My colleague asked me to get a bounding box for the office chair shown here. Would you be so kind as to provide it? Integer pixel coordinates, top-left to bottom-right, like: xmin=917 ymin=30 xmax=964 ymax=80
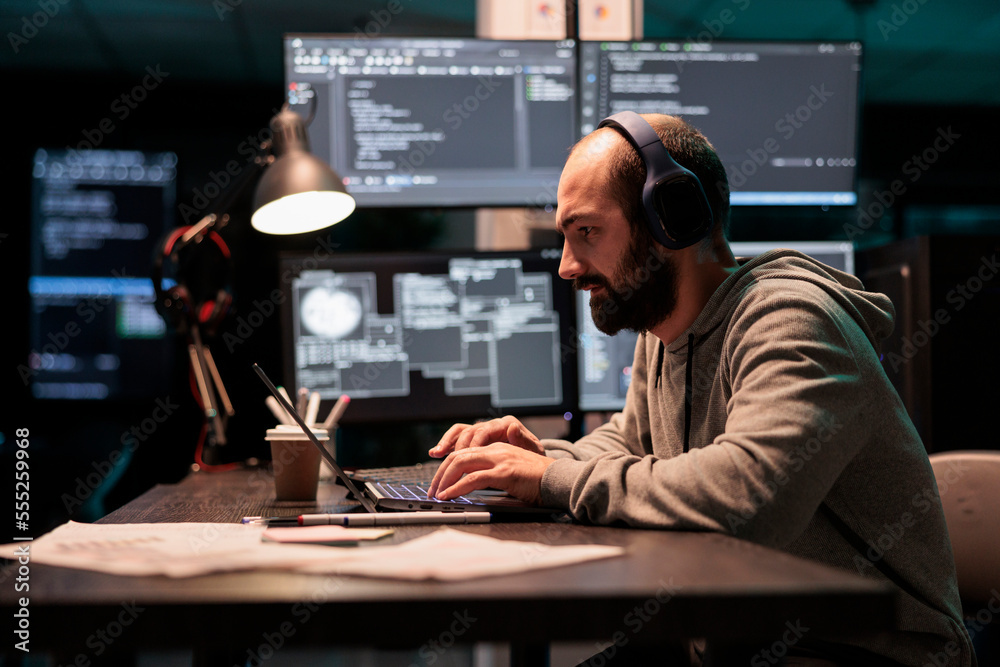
xmin=929 ymin=450 xmax=1000 ymax=662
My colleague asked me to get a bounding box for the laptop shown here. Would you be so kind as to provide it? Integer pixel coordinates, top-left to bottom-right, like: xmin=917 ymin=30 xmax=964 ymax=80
xmin=253 ymin=364 xmax=562 ymax=516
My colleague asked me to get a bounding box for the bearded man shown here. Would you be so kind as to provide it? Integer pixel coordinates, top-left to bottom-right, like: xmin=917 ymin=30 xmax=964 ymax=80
xmin=428 ymin=112 xmax=973 ymax=666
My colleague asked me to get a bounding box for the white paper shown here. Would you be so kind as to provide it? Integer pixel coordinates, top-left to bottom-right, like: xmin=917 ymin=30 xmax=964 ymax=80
xmin=262 ymin=525 xmax=393 ymax=544
xmin=1 ymin=523 xmax=624 ymax=581
xmin=296 ymin=528 xmax=625 ymax=580
xmin=0 ymin=522 xmax=338 ymax=578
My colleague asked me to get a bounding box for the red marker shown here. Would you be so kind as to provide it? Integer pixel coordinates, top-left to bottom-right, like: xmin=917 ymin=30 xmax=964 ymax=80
xmin=321 ymin=394 xmax=350 ymax=429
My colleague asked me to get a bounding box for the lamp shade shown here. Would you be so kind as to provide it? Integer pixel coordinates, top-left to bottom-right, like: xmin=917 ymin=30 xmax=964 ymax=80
xmin=251 ymin=107 xmax=355 ymax=235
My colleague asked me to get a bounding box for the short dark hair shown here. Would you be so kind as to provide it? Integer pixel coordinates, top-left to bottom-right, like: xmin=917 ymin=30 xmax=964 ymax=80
xmin=587 ymin=114 xmax=730 ymax=243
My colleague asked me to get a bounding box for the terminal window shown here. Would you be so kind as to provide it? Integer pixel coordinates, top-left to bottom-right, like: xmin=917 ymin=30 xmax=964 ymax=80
xmin=580 ymin=41 xmax=862 ymax=206
xmin=284 ymin=36 xmax=577 ymax=207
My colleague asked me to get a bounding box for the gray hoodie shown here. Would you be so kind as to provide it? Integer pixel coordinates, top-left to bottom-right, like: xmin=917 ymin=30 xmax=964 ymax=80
xmin=540 ymin=250 xmax=974 ymax=666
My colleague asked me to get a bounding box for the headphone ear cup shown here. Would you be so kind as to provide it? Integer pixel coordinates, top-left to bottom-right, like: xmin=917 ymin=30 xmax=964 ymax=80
xmin=598 ymin=111 xmax=713 ymax=250
xmin=649 ymin=178 xmax=712 ymax=246
xmin=650 ymin=185 xmax=671 ymax=236
xmin=198 ymin=290 xmax=232 ymax=336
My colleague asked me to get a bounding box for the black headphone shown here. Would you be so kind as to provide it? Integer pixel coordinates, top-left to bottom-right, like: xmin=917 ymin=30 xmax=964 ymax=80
xmin=597 ymin=111 xmax=714 ymax=250
xmin=153 ymin=226 xmax=234 ymax=337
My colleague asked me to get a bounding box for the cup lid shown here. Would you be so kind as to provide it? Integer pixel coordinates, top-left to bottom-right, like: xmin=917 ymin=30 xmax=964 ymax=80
xmin=266 ymin=427 xmax=329 ymax=441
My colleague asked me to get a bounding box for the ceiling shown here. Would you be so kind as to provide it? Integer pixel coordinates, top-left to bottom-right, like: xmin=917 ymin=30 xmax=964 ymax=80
xmin=1 ymin=0 xmax=998 ymax=106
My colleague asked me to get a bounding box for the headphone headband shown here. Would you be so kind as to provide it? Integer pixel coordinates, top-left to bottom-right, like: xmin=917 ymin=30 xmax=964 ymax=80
xmin=153 ymin=227 xmax=234 ymax=335
xmin=597 ymin=111 xmax=713 ymax=250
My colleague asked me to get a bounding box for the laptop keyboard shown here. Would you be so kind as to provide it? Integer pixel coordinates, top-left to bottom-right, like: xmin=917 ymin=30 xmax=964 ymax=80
xmin=348 ymin=461 xmax=442 ymax=485
xmin=374 ymin=482 xmax=475 ymax=504
xmin=352 ymin=462 xmax=526 ymax=506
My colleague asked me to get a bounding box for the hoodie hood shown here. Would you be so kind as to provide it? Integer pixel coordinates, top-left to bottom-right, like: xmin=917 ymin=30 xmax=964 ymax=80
xmin=665 ymin=248 xmax=895 ymax=357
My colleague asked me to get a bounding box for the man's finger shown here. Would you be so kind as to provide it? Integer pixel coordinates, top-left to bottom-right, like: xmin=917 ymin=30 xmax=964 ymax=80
xmin=506 ymin=420 xmax=544 ymax=455
xmin=428 ymin=423 xmax=471 ymax=457
xmin=469 ymin=418 xmax=514 ymax=449
xmin=436 ymin=470 xmax=498 ymax=501
xmin=432 ymin=450 xmax=494 ymax=499
xmin=453 ymin=423 xmax=484 ymax=452
xmin=428 ymin=446 xmax=485 ymax=496
xmin=507 ymin=421 xmax=527 ymax=449
xmin=433 ymin=451 xmax=491 ymax=497
xmin=428 ymin=452 xmax=457 ymax=497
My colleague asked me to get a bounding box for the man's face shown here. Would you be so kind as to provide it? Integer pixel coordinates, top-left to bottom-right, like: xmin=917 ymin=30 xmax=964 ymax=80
xmin=585 ymin=226 xmax=679 ymax=336
xmin=556 ymin=136 xmax=679 ymax=336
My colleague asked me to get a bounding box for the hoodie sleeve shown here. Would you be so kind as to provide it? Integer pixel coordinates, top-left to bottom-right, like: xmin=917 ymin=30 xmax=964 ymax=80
xmin=540 ymin=284 xmax=875 ymax=547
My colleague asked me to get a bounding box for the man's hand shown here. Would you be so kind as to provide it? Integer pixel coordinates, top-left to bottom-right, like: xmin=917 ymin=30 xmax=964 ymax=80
xmin=428 ymin=444 xmax=555 ymax=504
xmin=428 ymin=416 xmax=544 ymax=458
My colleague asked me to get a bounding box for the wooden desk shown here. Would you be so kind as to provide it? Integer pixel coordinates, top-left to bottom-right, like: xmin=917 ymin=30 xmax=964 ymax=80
xmin=2 ymin=468 xmax=894 ymax=664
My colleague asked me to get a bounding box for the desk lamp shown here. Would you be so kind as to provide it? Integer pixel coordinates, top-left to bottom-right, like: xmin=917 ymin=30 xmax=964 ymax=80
xmin=155 ymin=103 xmax=355 ymax=464
xmin=251 ymin=105 xmax=355 ymax=234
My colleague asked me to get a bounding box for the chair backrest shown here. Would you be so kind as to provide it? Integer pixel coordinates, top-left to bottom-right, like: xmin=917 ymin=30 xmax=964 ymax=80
xmin=928 ymin=450 xmax=1000 ymax=612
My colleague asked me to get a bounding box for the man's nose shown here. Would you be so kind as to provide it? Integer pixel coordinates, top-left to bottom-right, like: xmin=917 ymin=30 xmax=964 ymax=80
xmin=559 ymin=242 xmax=583 ymax=281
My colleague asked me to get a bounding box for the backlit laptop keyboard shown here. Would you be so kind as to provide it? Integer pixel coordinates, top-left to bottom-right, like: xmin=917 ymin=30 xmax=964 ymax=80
xmin=348 ymin=461 xmax=442 ymax=485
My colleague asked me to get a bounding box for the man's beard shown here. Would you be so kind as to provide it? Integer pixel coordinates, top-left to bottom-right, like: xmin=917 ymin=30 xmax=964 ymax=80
xmin=574 ymin=234 xmax=679 ymax=336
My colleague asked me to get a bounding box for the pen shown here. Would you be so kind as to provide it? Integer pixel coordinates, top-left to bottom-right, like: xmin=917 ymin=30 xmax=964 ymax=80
xmin=242 ymin=516 xmax=300 ymax=526
xmin=277 ymin=385 xmax=294 ymax=411
xmin=304 ymin=391 xmax=320 ymax=426
xmin=295 ymin=387 xmax=309 ymax=418
xmin=321 ymin=394 xmax=351 ymax=429
xmin=265 ymin=396 xmax=294 ymax=425
xmin=298 ymin=512 xmax=492 ymax=526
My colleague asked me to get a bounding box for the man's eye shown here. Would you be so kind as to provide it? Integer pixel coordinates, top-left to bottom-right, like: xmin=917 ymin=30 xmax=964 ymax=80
xmin=579 ymin=226 xmax=593 ymax=237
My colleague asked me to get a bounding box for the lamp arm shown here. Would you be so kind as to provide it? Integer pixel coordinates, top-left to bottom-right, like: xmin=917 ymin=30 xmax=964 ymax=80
xmin=175 ymin=152 xmax=271 ymax=251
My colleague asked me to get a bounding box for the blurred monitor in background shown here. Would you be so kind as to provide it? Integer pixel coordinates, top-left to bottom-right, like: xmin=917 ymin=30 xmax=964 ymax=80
xmin=27 ymin=149 xmax=177 ymax=401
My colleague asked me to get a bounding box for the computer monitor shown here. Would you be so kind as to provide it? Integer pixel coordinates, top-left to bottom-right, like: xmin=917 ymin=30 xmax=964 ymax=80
xmin=27 ymin=149 xmax=177 ymax=400
xmin=279 ymin=249 xmax=576 ymax=424
xmin=283 ymin=35 xmax=577 ymax=208
xmin=576 ymin=241 xmax=855 ymax=412
xmin=578 ymin=41 xmax=862 ymax=206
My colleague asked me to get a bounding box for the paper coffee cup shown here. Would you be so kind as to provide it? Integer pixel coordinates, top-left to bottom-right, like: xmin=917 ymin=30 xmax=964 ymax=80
xmin=270 ymin=424 xmax=337 ymax=479
xmin=265 ymin=427 xmax=329 ymax=501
